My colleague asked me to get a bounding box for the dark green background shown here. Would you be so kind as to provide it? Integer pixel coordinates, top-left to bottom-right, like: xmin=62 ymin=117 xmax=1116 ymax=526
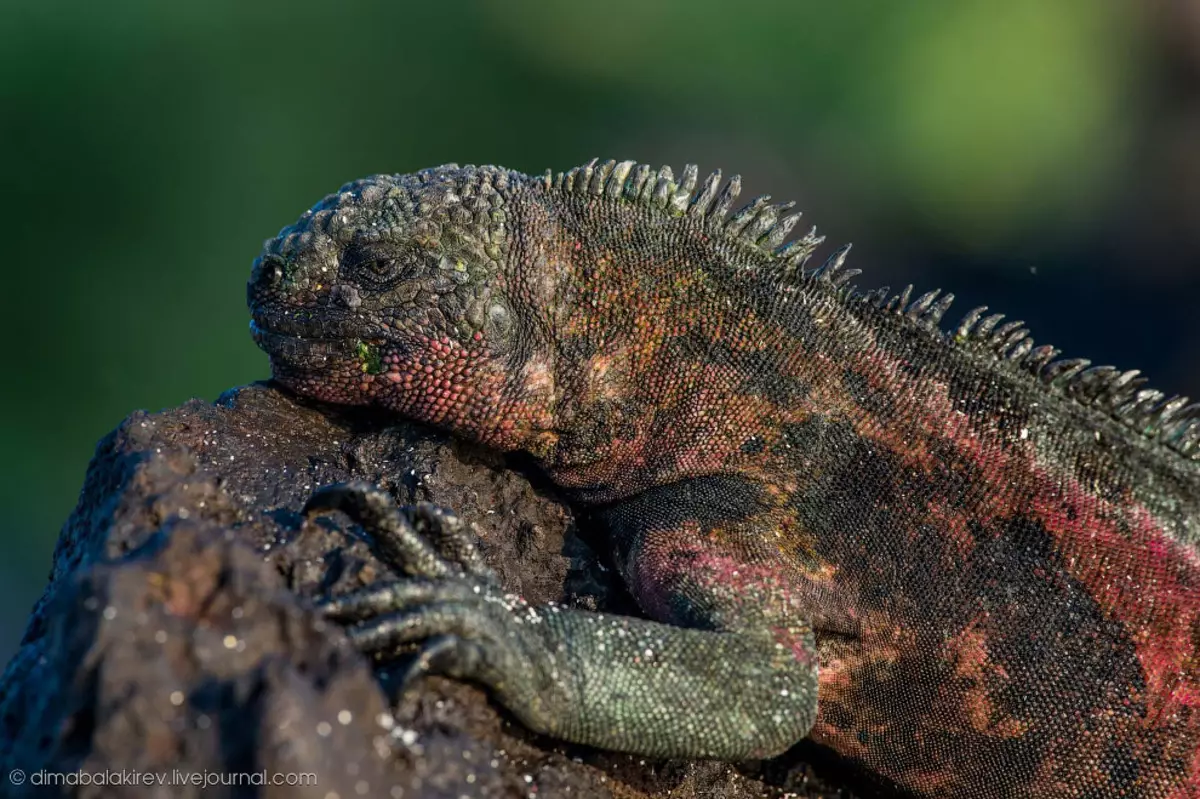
xmin=3 ymin=1 xmax=1197 ymax=663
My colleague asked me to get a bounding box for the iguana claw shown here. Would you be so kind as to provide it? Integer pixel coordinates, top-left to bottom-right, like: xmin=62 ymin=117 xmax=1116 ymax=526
xmin=306 ymin=482 xmax=546 ymax=694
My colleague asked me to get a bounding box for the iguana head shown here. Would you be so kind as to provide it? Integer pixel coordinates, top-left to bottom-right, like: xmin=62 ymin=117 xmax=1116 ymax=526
xmin=248 ymin=165 xmax=553 ymax=448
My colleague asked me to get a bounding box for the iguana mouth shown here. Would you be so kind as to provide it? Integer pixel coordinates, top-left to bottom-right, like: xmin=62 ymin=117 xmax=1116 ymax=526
xmin=249 ymin=319 xmax=358 ymax=365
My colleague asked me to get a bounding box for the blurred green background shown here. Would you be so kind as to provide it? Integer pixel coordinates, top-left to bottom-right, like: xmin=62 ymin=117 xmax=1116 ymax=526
xmin=2 ymin=1 xmax=1198 ymax=664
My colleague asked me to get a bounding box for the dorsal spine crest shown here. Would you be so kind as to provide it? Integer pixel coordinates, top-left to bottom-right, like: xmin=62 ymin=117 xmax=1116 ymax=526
xmin=544 ymin=157 xmax=1200 ymax=461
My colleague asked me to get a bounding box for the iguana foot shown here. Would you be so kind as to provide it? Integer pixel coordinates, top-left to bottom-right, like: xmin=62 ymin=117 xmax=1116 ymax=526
xmin=304 ymin=481 xmax=496 ymax=583
xmin=304 ymin=481 xmax=546 ymax=692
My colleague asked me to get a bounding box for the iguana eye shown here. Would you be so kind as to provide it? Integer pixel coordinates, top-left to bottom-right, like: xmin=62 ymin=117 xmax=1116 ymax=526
xmin=344 ymin=250 xmax=420 ymax=290
xmin=364 ymin=258 xmax=402 ymax=279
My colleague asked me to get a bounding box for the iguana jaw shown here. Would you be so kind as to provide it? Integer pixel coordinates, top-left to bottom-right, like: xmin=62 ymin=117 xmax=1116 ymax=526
xmin=249 ymin=319 xmax=359 ymax=367
xmin=250 ymin=317 xmax=377 ymax=407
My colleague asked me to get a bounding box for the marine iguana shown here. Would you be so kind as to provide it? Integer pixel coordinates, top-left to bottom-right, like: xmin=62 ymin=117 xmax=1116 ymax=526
xmin=247 ymin=158 xmax=1200 ymax=797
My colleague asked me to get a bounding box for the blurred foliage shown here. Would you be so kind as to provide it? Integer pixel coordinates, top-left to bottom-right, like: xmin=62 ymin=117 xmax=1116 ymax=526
xmin=1 ymin=0 xmax=1192 ymax=664
xmin=486 ymin=0 xmax=1132 ymax=242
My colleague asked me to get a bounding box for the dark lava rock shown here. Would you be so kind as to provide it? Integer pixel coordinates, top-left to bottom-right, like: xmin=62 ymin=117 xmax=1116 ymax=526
xmin=0 ymin=383 xmax=870 ymax=798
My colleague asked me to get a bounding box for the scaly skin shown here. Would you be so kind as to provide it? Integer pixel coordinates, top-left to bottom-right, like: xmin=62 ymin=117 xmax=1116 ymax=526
xmin=248 ymin=159 xmax=1200 ymax=798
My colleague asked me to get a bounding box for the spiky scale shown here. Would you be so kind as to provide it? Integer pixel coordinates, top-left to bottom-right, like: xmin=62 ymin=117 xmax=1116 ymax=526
xmin=773 ymin=238 xmax=810 ymax=264
xmin=1128 ymin=388 xmax=1167 ymax=413
xmin=725 ymin=196 xmax=772 ymax=239
xmin=649 ymin=165 xmax=675 ymax=209
xmin=588 ymin=160 xmax=615 ymax=195
xmin=1165 ymin=409 xmax=1200 ymax=448
xmin=1101 ymin=370 xmax=1149 ymax=408
xmin=906 ymin=289 xmax=943 ymax=321
xmin=924 ymin=292 xmax=956 ymax=327
xmin=561 ymin=162 xmax=579 ymax=192
xmin=689 ymin=169 xmax=723 ymax=217
xmin=606 ymin=160 xmax=636 ymax=199
xmin=1157 ymin=395 xmax=1192 ymax=424
xmin=576 ymin=157 xmax=599 ymax=194
xmin=1111 ymin=369 xmax=1144 ymax=389
xmin=740 ymin=204 xmax=782 ymax=244
xmin=971 ymin=314 xmax=1005 ymax=341
xmin=956 ymin=306 xmax=988 ymax=340
xmin=745 ymin=202 xmax=794 ymax=245
xmin=994 ymin=331 xmax=1031 ymax=358
xmin=811 ymin=243 xmax=853 ymax=285
xmin=1023 ymin=344 xmax=1061 ymax=375
xmin=761 ymin=211 xmax=802 ymax=250
xmin=1162 ymin=415 xmax=1196 ymax=443
xmin=1005 ymin=337 xmax=1034 ymax=362
xmin=1043 ymin=358 xmax=1092 ymax=386
xmin=776 ymin=227 xmax=823 ymax=271
xmin=627 ymin=163 xmax=652 ymax=200
xmin=990 ymin=320 xmax=1027 ymax=345
xmin=883 ymin=285 xmax=914 ymax=315
xmin=670 ymin=164 xmax=699 ymax=214
xmin=638 ymin=167 xmax=660 ymax=203
xmin=1070 ymin=366 xmax=1120 ymax=402
xmin=833 ymin=267 xmax=862 ymax=288
xmin=1124 ymin=390 xmax=1169 ymax=430
xmin=709 ymin=174 xmax=742 ymax=225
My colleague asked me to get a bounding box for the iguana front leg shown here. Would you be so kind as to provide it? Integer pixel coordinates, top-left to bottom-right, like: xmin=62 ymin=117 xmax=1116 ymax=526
xmin=305 ymin=481 xmax=818 ymax=760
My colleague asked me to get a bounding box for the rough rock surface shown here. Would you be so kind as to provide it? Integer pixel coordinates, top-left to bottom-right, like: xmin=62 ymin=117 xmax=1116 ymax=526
xmin=0 ymin=382 xmax=877 ymax=798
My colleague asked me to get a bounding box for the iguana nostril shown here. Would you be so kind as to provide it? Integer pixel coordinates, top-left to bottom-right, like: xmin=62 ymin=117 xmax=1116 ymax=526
xmin=249 ymin=255 xmax=285 ymax=294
